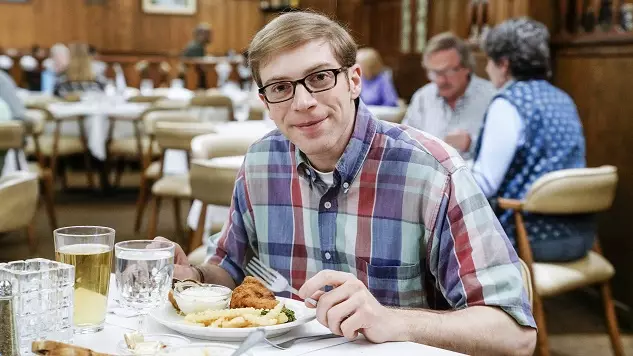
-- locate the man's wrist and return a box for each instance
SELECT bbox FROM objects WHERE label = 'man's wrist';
[383,307,412,342]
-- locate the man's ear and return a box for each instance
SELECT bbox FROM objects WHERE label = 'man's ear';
[348,63,362,99]
[258,93,270,110]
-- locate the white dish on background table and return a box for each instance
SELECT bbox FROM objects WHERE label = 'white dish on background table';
[149,297,316,341]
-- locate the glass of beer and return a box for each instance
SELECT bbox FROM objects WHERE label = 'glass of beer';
[54,226,115,334]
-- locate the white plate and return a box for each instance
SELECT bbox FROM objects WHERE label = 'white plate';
[149,297,316,341]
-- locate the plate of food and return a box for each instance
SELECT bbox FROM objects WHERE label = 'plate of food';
[149,276,317,341]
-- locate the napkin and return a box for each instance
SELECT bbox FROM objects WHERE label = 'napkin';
[252,321,352,356]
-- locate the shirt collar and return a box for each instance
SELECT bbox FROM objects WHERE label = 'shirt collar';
[294,99,377,188]
[499,79,516,92]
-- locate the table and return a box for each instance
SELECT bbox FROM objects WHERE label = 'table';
[72,276,464,356]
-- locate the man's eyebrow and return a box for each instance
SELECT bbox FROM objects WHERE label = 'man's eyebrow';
[263,63,338,86]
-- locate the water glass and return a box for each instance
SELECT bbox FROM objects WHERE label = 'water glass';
[54,226,115,334]
[115,240,175,327]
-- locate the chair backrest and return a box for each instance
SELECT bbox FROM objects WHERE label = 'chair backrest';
[190,132,262,160]
[154,122,217,151]
[518,259,533,307]
[128,95,165,103]
[143,110,199,135]
[190,93,235,121]
[190,156,244,206]
[0,171,39,233]
[522,166,618,214]
[247,106,265,121]
[0,121,24,150]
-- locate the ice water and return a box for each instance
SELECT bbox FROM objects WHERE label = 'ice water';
[115,250,174,312]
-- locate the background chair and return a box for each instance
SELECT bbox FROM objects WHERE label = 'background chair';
[0,171,40,254]
[189,93,235,122]
[133,110,201,233]
[498,166,623,356]
[187,132,262,253]
[145,120,217,242]
[24,106,94,190]
[0,117,57,231]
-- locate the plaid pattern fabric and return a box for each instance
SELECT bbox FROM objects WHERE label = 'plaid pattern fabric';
[209,101,535,328]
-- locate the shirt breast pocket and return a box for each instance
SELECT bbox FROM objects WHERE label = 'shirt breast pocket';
[355,257,424,307]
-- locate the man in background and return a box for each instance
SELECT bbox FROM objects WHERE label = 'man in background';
[403,32,495,159]
[182,23,212,88]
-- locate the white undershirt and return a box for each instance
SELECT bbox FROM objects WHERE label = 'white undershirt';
[471,97,525,198]
[312,167,335,186]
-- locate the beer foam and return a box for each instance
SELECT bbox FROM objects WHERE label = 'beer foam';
[57,243,111,255]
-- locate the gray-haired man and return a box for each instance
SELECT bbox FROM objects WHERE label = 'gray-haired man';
[403,32,495,159]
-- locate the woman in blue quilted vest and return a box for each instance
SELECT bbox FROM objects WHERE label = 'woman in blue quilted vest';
[471,18,593,262]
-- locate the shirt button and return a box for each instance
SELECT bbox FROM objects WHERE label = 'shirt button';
[324,201,332,209]
[324,252,332,260]
[342,182,349,189]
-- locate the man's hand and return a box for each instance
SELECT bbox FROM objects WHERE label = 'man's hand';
[153,237,198,281]
[298,270,399,343]
[444,129,472,152]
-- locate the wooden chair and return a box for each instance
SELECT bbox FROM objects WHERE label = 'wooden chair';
[145,120,217,241]
[498,166,623,356]
[104,104,167,188]
[1,117,58,232]
[133,110,200,233]
[0,171,40,254]
[24,106,94,190]
[187,133,263,253]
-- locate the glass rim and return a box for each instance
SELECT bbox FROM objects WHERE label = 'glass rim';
[114,239,176,252]
[53,226,115,238]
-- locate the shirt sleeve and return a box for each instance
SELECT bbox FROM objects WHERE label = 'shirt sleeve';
[207,164,255,284]
[379,73,399,107]
[471,98,523,198]
[402,88,424,127]
[428,166,536,328]
[0,71,25,120]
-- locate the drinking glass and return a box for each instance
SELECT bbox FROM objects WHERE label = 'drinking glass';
[54,226,115,334]
[115,240,175,330]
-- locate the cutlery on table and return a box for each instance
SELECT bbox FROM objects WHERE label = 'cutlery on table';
[264,334,341,350]
[245,256,318,306]
[231,328,267,356]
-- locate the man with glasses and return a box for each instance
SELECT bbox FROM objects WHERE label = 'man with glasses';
[159,12,536,355]
[403,33,495,159]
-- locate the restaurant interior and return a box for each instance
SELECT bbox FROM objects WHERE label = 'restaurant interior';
[0,0,633,355]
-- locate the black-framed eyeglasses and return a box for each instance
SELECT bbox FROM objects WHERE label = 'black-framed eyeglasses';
[259,67,347,104]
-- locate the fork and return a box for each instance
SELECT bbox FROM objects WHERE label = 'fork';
[245,256,318,306]
[263,334,341,350]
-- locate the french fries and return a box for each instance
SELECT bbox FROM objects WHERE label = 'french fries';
[184,302,288,328]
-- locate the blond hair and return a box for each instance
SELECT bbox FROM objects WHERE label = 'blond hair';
[248,11,357,87]
[66,43,95,82]
[356,47,385,79]
[423,32,475,71]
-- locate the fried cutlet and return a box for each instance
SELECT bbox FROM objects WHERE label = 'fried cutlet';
[230,276,279,309]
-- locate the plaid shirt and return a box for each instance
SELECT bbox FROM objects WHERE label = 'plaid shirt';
[210,101,535,328]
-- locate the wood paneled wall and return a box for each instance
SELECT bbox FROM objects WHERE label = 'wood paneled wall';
[553,43,633,318]
[0,0,262,56]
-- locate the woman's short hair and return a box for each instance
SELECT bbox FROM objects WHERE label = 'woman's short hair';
[248,11,357,87]
[423,32,475,71]
[482,17,551,80]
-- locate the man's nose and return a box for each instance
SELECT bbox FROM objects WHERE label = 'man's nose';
[291,83,317,111]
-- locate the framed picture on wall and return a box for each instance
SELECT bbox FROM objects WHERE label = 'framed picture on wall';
[142,0,197,15]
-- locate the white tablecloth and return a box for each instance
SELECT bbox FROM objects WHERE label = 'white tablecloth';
[71,276,463,356]
[46,101,151,161]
